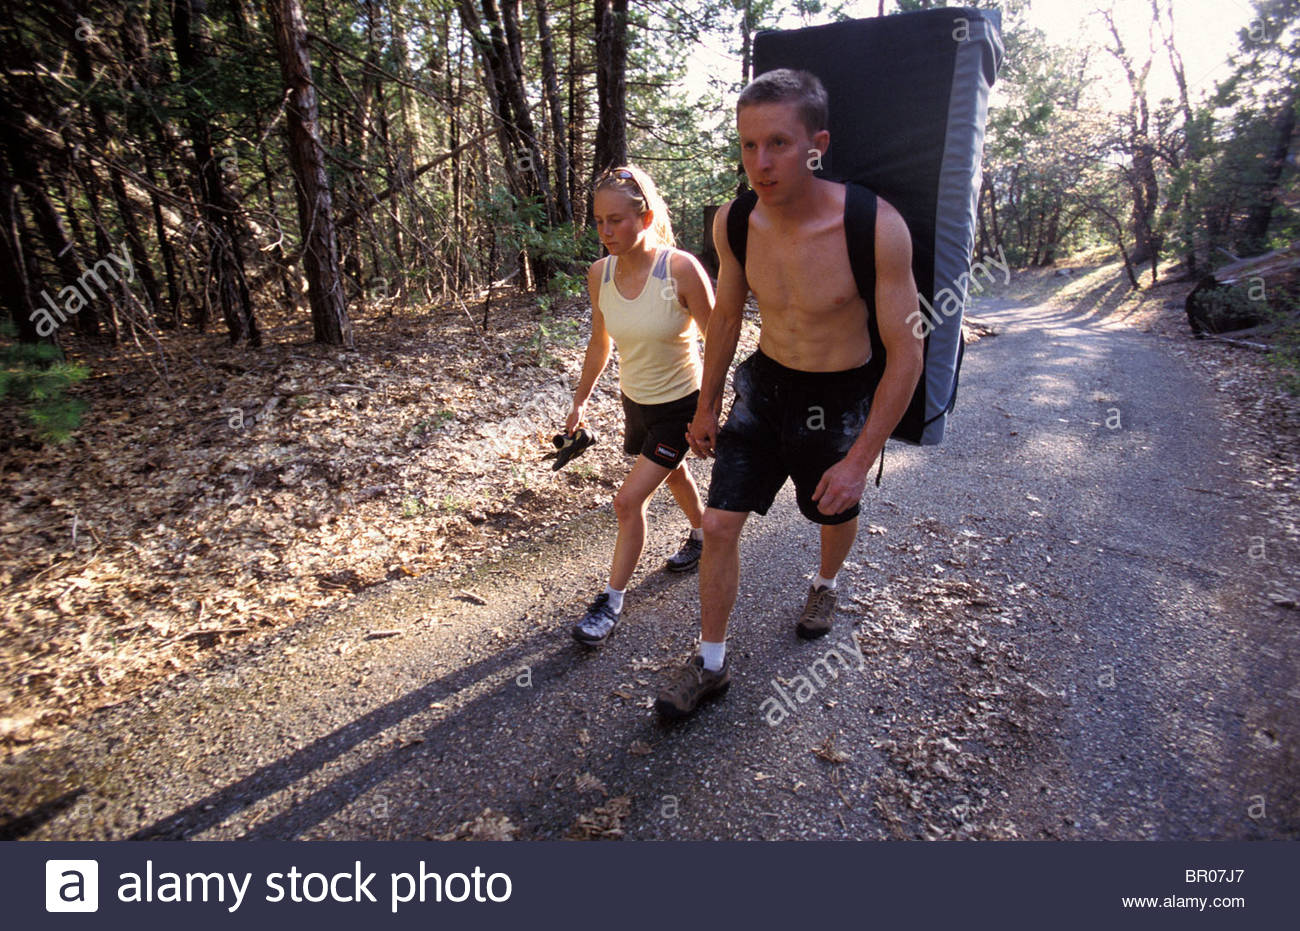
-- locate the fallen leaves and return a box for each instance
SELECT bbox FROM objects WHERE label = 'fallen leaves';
[0,293,654,753]
[567,796,632,840]
[812,733,851,764]
[573,772,607,795]
[435,808,518,841]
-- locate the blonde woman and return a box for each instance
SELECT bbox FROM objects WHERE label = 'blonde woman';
[569,166,715,644]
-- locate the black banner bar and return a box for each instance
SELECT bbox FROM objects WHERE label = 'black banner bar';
[5,841,1293,929]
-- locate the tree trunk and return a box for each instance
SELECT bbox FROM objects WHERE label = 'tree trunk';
[1041,203,1062,265]
[568,1,583,222]
[0,101,101,340]
[0,161,40,342]
[171,0,260,346]
[593,0,629,176]
[1240,85,1298,254]
[64,0,162,323]
[270,0,353,348]
[537,0,573,223]
[452,22,465,291]
[976,176,992,258]
[257,140,300,313]
[740,0,753,85]
[63,153,120,341]
[496,0,552,208]
[145,158,183,327]
[985,172,1002,256]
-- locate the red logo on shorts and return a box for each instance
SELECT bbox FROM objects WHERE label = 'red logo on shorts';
[655,443,679,460]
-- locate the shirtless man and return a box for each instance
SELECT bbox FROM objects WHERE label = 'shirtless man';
[654,69,922,719]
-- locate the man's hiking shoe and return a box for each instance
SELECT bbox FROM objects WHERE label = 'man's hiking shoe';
[654,654,730,719]
[572,592,620,644]
[544,427,598,471]
[795,585,837,640]
[664,534,703,573]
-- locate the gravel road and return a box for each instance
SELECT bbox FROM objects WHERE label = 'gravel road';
[4,292,1297,841]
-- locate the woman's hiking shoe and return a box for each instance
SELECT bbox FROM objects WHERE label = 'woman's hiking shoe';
[572,592,620,644]
[654,654,731,719]
[795,585,837,640]
[664,534,703,573]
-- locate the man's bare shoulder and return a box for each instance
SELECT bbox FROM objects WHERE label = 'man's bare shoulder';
[873,196,913,272]
[711,197,748,266]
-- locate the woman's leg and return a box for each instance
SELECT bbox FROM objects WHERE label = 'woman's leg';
[663,462,704,529]
[609,455,673,590]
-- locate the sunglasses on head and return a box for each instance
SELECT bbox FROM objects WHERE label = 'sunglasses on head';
[600,168,646,200]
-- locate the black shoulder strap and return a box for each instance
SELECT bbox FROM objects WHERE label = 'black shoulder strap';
[725,188,759,270]
[843,183,884,381]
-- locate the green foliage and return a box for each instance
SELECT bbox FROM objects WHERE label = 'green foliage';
[480,185,598,282]
[1190,282,1271,333]
[1266,286,1300,394]
[412,408,456,437]
[1270,324,1300,395]
[401,495,428,518]
[545,268,588,301]
[982,18,1114,266]
[0,323,89,444]
[525,314,583,368]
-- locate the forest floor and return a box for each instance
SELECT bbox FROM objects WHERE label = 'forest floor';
[0,284,658,753]
[1,253,1296,779]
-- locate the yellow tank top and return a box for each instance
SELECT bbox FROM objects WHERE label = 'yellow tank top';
[597,248,702,405]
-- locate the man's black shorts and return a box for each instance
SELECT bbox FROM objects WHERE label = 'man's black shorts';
[706,349,874,525]
[622,390,698,469]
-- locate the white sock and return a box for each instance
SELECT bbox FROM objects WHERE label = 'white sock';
[689,527,703,542]
[603,585,624,614]
[699,639,726,671]
[813,573,837,591]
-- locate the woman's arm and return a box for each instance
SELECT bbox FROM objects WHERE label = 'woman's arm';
[566,259,614,434]
[670,250,715,338]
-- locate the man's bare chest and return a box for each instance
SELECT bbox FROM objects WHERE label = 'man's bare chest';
[746,223,860,316]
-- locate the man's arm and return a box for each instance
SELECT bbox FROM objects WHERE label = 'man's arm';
[811,199,923,515]
[687,201,748,458]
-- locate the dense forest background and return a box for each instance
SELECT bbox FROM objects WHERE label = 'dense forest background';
[1,0,1298,754]
[0,0,1297,433]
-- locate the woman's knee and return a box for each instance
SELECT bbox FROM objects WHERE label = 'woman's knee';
[664,462,693,487]
[613,487,649,522]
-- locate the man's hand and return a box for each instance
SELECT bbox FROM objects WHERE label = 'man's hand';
[811,456,870,516]
[687,408,719,458]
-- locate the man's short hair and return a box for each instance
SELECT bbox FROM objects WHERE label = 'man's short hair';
[736,69,828,134]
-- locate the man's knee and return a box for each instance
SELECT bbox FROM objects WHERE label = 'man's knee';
[702,508,746,546]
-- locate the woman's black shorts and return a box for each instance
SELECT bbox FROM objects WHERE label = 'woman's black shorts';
[621,390,698,469]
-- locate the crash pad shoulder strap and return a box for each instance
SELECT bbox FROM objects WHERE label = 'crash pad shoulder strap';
[724,188,759,270]
[842,182,878,320]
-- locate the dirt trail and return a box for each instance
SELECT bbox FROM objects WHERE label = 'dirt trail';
[2,284,1297,841]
